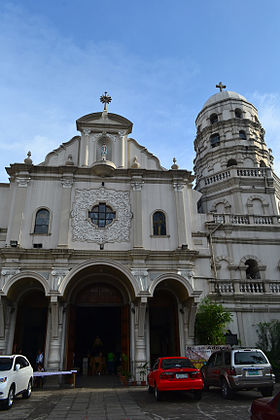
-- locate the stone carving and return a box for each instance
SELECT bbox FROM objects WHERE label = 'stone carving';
[131,269,149,291]
[83,129,91,136]
[173,182,184,192]
[0,269,20,289]
[71,188,132,243]
[61,177,73,188]
[15,177,30,187]
[177,269,195,288]
[131,180,144,191]
[51,270,69,291]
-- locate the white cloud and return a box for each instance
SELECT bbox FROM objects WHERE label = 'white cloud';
[252,92,280,176]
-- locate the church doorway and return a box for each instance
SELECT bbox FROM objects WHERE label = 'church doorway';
[149,289,179,366]
[13,290,48,368]
[66,282,130,374]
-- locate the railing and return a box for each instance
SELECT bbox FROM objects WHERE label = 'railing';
[204,167,272,186]
[210,280,280,295]
[239,282,265,293]
[205,170,231,185]
[237,168,268,177]
[211,214,280,225]
[269,283,280,293]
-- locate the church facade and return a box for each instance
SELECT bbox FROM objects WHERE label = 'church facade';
[0,89,279,378]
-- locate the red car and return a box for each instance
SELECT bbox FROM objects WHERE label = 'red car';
[147,356,203,401]
[250,390,280,419]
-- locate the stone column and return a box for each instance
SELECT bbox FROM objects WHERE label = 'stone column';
[79,129,91,167]
[7,175,30,246]
[134,297,147,382]
[173,181,188,248]
[57,176,73,248]
[131,177,144,248]
[119,130,126,168]
[47,297,61,370]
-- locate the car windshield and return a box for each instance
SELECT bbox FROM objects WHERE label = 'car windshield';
[234,351,268,365]
[161,358,195,370]
[0,358,13,371]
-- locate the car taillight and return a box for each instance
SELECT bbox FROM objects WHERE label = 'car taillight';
[190,371,201,379]
[270,368,273,375]
[160,372,176,379]
[227,368,236,376]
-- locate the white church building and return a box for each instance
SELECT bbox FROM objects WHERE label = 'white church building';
[0,87,279,378]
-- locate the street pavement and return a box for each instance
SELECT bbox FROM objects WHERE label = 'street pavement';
[0,375,279,420]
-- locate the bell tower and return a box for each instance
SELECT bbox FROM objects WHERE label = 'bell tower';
[194,84,277,216]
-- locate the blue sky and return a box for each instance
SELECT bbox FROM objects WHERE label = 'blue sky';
[1,0,280,182]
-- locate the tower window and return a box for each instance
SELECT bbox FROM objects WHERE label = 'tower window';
[239,130,247,139]
[210,113,218,124]
[259,160,266,167]
[34,209,50,234]
[153,211,166,236]
[235,108,242,119]
[88,203,116,228]
[245,259,260,280]
[210,133,220,148]
[227,159,237,167]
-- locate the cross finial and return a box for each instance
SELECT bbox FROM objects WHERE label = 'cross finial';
[216,82,226,92]
[100,91,112,111]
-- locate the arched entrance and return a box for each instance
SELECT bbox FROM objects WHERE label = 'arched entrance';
[13,288,48,368]
[149,289,180,364]
[64,265,133,375]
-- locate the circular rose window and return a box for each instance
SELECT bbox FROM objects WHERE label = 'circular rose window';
[88,203,116,227]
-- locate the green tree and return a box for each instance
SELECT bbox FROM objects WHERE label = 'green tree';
[195,298,232,344]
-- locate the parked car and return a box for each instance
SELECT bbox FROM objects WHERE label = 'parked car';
[147,356,203,401]
[0,355,33,409]
[200,348,275,399]
[250,390,280,419]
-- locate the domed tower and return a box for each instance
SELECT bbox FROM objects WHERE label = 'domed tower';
[194,84,277,216]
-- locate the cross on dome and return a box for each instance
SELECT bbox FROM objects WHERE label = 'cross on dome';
[216,82,226,92]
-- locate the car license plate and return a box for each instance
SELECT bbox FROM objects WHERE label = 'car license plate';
[246,369,260,376]
[176,373,188,379]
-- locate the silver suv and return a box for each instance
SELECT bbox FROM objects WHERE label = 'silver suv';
[200,348,275,399]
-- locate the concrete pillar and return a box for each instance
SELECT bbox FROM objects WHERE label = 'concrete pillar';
[173,181,188,247]
[57,176,73,248]
[47,297,60,370]
[7,175,30,246]
[131,177,144,248]
[79,129,91,167]
[134,298,147,382]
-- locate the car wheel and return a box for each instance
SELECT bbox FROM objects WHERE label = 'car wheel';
[193,390,202,401]
[22,379,32,399]
[148,385,153,393]
[260,387,273,397]
[221,378,233,399]
[154,384,162,401]
[4,386,14,409]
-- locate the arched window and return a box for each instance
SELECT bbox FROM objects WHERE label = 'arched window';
[239,130,247,139]
[210,133,220,148]
[88,203,116,228]
[210,113,218,124]
[153,211,166,236]
[34,209,50,234]
[227,159,237,167]
[245,259,260,279]
[235,108,242,119]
